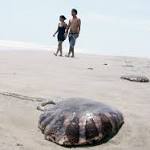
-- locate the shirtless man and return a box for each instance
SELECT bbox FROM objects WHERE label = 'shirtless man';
[65,9,81,57]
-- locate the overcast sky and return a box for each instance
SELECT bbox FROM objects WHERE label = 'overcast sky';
[0,0,150,57]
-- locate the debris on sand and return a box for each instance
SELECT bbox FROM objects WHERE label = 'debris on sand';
[16,143,23,147]
[87,67,94,70]
[104,63,108,66]
[121,75,149,83]
[38,98,124,146]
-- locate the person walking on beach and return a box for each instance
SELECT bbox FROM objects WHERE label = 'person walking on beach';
[53,15,67,56]
[65,9,81,58]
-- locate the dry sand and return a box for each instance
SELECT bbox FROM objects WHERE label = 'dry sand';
[0,50,150,150]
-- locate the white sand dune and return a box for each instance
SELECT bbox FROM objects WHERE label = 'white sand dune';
[0,50,150,150]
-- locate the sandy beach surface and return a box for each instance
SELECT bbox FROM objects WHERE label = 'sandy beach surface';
[0,50,150,150]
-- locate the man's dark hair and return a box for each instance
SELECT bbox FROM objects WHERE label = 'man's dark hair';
[60,15,66,20]
[72,9,78,15]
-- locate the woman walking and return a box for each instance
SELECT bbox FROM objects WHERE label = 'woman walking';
[53,15,67,56]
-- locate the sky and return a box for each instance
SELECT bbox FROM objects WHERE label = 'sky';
[0,0,150,57]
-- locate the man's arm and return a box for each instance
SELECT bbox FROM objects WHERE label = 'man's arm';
[65,19,71,34]
[78,19,81,34]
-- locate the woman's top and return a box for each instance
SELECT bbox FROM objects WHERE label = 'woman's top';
[57,24,66,42]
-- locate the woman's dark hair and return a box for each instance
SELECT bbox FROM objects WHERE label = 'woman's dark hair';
[60,15,66,20]
[72,9,77,14]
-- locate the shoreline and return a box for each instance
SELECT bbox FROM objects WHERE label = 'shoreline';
[0,49,150,60]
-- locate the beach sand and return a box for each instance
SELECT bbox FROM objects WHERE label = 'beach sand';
[0,51,150,150]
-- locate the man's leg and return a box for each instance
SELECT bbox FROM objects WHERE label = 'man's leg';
[70,34,78,57]
[71,47,74,57]
[67,35,76,57]
[67,37,71,57]
[67,46,72,57]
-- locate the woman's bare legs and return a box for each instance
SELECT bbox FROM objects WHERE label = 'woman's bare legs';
[59,41,63,56]
[54,41,63,56]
